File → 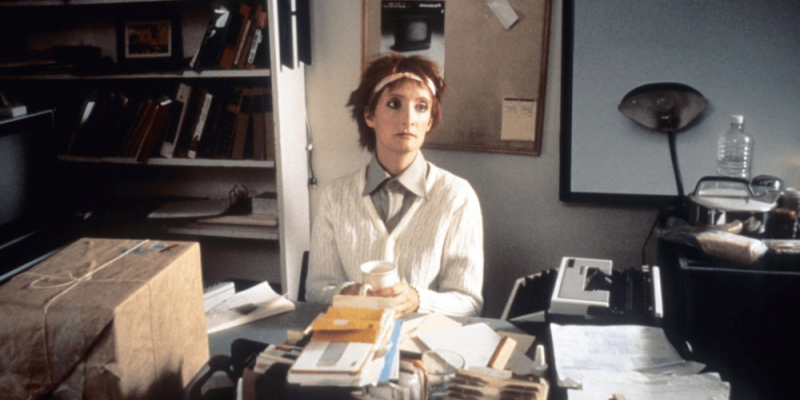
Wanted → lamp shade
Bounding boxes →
[618,83,708,133]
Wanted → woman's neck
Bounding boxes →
[376,150,417,175]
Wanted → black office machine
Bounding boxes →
[503,257,663,326]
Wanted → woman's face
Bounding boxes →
[366,80,433,160]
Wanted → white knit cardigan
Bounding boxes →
[305,161,484,317]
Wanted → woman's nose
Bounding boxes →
[401,107,416,126]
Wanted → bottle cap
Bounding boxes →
[731,115,744,124]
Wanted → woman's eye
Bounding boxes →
[387,100,401,109]
[416,103,429,112]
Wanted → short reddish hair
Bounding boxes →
[347,53,446,152]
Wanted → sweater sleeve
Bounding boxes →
[415,184,484,317]
[305,185,354,304]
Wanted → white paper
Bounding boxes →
[417,323,503,368]
[486,0,519,29]
[500,98,537,141]
[549,324,685,387]
[205,281,295,333]
[567,370,730,400]
[290,340,374,374]
[399,313,463,355]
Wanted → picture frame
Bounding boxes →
[362,0,551,156]
[116,13,183,72]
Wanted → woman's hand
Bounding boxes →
[371,282,420,318]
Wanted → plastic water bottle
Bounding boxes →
[716,115,754,180]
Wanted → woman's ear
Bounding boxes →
[364,110,375,128]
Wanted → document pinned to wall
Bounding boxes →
[486,0,519,30]
[501,98,537,142]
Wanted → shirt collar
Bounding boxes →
[363,152,428,198]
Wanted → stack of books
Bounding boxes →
[285,306,402,388]
[189,0,269,71]
[61,82,274,163]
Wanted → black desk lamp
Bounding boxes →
[618,83,708,198]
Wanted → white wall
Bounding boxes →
[305,0,658,318]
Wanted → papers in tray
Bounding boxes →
[205,281,295,334]
[447,368,549,400]
[550,323,730,400]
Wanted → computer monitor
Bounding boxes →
[0,110,71,280]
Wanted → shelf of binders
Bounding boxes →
[0,69,270,81]
[0,0,199,7]
[57,154,275,168]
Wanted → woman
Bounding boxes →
[305,53,484,318]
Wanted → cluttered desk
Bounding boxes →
[193,256,733,400]
[0,233,780,400]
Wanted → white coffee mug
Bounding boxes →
[358,260,399,296]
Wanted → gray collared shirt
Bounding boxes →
[363,153,428,232]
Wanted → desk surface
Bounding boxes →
[207,302,533,357]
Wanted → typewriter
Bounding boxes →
[502,257,663,326]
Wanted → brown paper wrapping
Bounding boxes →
[0,238,210,400]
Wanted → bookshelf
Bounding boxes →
[0,0,310,299]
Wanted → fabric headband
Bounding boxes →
[371,72,437,98]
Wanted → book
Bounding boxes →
[111,98,146,157]
[243,7,268,70]
[93,91,130,157]
[230,93,252,159]
[205,281,295,334]
[190,3,233,70]
[237,3,264,68]
[64,92,98,154]
[248,89,273,161]
[68,90,114,156]
[187,89,214,159]
[311,306,393,343]
[208,87,244,159]
[159,82,193,158]
[233,18,253,67]
[123,98,158,158]
[135,95,173,162]
[218,1,252,69]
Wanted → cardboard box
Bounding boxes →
[0,238,210,400]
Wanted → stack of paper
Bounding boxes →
[446,368,549,400]
[550,323,730,400]
[287,306,400,387]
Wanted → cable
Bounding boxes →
[642,211,660,265]
[305,112,317,188]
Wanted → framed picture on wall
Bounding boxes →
[116,14,182,72]
[362,0,551,156]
